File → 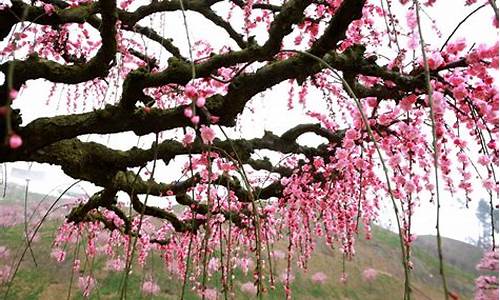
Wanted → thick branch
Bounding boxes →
[0,0,117,105]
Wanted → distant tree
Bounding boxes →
[476,198,499,249]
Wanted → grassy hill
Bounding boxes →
[0,183,484,299]
[0,219,483,300]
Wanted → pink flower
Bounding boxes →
[196,97,206,107]
[366,97,378,107]
[311,272,328,284]
[190,115,200,125]
[183,107,193,118]
[399,94,417,111]
[362,268,378,282]
[200,288,217,300]
[9,134,22,149]
[78,275,96,297]
[483,179,496,191]
[184,85,197,99]
[43,4,55,15]
[457,152,468,163]
[200,125,215,144]
[280,271,294,283]
[0,266,11,284]
[51,248,66,262]
[241,282,257,296]
[105,258,125,272]
[8,89,17,100]
[271,250,286,259]
[238,257,254,275]
[427,52,444,70]
[182,132,194,147]
[73,259,80,272]
[406,10,417,30]
[345,128,360,141]
[209,115,220,123]
[142,280,160,295]
[0,246,10,258]
[340,272,348,284]
[478,155,491,166]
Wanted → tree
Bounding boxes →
[0,0,498,299]
[476,198,499,249]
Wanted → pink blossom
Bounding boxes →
[208,257,219,273]
[184,85,197,99]
[271,250,286,259]
[280,271,295,283]
[340,272,348,284]
[311,272,328,284]
[388,154,401,168]
[105,258,125,272]
[0,266,11,284]
[240,281,257,296]
[408,34,418,50]
[191,115,200,125]
[400,95,417,111]
[196,97,206,107]
[51,248,66,262]
[200,125,215,144]
[477,250,499,271]
[345,128,360,141]
[78,275,96,297]
[209,115,220,123]
[427,52,444,70]
[182,132,194,147]
[362,268,378,282]
[238,257,254,275]
[404,181,416,194]
[406,10,417,29]
[478,155,491,166]
[43,4,55,15]
[0,246,10,258]
[142,280,160,295]
[184,107,193,118]
[9,134,22,149]
[73,259,80,272]
[483,179,496,191]
[8,89,17,100]
[200,288,217,300]
[446,38,467,54]
[457,152,468,163]
[366,97,378,107]
[452,84,468,100]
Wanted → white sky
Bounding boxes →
[2,0,499,244]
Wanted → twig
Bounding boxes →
[440,4,487,52]
[413,1,449,299]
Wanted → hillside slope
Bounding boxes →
[0,183,483,299]
[0,219,482,300]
